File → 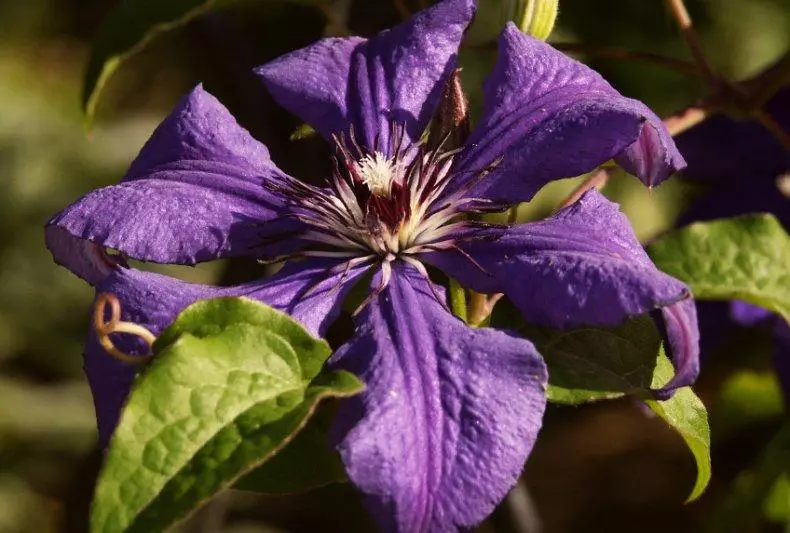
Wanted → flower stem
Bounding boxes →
[664,0,719,89]
[557,168,610,210]
[664,105,709,136]
[468,292,504,327]
[755,109,790,152]
[745,51,790,108]
[507,204,520,224]
[449,278,468,322]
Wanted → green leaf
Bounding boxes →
[766,474,790,523]
[289,123,317,141]
[492,301,663,404]
[234,408,348,493]
[491,301,712,500]
[765,473,790,524]
[90,297,363,533]
[647,356,711,503]
[707,422,790,533]
[82,0,239,127]
[648,214,790,323]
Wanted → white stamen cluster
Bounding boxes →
[294,146,472,261]
[356,152,399,196]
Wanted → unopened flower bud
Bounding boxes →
[517,0,559,41]
[466,0,559,44]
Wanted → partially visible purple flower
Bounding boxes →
[675,86,790,405]
[676,87,790,228]
[46,1,696,530]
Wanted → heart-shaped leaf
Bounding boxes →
[648,214,790,323]
[90,297,362,533]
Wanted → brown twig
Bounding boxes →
[744,51,790,109]
[553,42,700,77]
[663,105,709,136]
[665,0,719,89]
[755,110,790,152]
[557,168,611,210]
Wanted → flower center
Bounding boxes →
[263,124,495,266]
[356,152,399,197]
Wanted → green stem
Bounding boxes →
[449,278,468,323]
[507,204,520,225]
[468,292,504,327]
[467,291,488,326]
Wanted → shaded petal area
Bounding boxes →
[46,86,299,285]
[423,190,698,391]
[330,264,547,532]
[450,25,684,204]
[657,299,700,394]
[694,301,733,357]
[256,0,475,151]
[87,259,367,445]
[726,302,790,407]
[730,300,775,328]
[674,87,790,183]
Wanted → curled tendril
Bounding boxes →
[93,292,157,365]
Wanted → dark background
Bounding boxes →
[1,0,788,531]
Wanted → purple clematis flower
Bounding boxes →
[46,1,698,530]
[676,87,790,228]
[675,86,790,405]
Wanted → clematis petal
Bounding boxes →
[729,300,775,327]
[86,258,367,446]
[422,190,699,392]
[256,0,475,151]
[330,263,547,532]
[46,85,299,285]
[450,24,684,204]
[656,299,700,394]
[726,302,790,406]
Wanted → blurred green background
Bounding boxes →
[1,0,788,531]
